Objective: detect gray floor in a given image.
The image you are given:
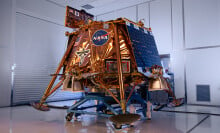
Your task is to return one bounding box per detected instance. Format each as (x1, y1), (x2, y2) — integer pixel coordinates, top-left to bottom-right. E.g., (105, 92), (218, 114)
(0, 104), (220, 133)
(161, 104), (220, 115)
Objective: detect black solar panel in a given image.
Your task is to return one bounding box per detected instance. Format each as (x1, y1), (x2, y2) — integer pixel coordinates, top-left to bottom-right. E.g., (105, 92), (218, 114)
(125, 21), (161, 68)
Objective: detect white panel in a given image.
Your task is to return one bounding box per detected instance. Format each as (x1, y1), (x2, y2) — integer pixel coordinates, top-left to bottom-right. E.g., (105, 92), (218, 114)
(184, 0), (220, 48)
(186, 48), (220, 105)
(150, 0), (172, 54)
(170, 0), (185, 99)
(172, 0), (184, 50)
(96, 11), (116, 21)
(0, 49), (11, 107)
(13, 13), (79, 105)
(16, 0), (66, 25)
(138, 3), (150, 27)
(0, 0), (13, 107)
(115, 6), (136, 22)
(0, 0), (12, 48)
(171, 50), (185, 98)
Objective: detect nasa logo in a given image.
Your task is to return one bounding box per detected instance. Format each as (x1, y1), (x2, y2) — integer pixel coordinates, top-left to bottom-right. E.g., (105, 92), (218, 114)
(92, 30), (109, 46)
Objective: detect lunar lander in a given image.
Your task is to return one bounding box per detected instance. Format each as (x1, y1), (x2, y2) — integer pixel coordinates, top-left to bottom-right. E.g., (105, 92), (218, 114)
(32, 6), (180, 128)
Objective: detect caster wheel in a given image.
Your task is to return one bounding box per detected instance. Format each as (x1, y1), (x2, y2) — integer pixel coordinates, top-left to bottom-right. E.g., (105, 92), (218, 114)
(113, 124), (122, 129)
(66, 113), (73, 121)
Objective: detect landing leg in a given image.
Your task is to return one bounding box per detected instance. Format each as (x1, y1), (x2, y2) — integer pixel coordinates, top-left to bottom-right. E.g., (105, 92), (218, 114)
(66, 112), (74, 121)
(146, 101), (152, 120)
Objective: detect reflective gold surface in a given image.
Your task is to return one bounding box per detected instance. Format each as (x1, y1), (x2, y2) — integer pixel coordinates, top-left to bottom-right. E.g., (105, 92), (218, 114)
(148, 76), (169, 91)
(62, 22), (142, 94)
(36, 19), (148, 112)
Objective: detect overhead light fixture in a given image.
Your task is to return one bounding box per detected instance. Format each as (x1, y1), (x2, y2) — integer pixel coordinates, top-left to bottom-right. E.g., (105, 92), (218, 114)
(81, 4), (94, 10)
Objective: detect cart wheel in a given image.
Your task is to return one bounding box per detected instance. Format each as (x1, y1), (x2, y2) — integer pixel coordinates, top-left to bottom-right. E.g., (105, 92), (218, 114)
(113, 123), (122, 129)
(66, 112), (73, 121)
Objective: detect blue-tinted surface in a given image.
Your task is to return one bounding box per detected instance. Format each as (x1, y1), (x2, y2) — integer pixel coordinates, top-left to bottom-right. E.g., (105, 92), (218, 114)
(126, 22), (161, 68)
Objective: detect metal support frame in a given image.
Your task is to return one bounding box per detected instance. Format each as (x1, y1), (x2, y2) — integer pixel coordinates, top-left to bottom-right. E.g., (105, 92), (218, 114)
(67, 94), (119, 118)
(113, 23), (126, 114)
(127, 93), (147, 117)
(37, 34), (78, 108)
(66, 92), (147, 119)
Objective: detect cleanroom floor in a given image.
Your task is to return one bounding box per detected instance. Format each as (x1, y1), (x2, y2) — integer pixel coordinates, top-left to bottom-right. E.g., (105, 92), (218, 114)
(0, 103), (220, 133)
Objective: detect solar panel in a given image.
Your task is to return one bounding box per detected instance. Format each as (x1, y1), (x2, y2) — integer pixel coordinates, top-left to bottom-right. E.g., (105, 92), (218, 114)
(125, 22), (161, 68)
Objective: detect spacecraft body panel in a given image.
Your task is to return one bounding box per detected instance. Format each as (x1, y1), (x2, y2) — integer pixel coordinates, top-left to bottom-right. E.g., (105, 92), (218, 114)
(62, 19), (163, 93)
(62, 21), (145, 92)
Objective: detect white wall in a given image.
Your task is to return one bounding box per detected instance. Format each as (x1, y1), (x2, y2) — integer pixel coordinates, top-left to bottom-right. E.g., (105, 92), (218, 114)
(115, 6), (137, 22)
(137, 3), (150, 27)
(13, 0), (77, 105)
(171, 0), (185, 99)
(172, 0), (184, 50)
(97, 6), (137, 22)
(150, 0), (172, 54)
(0, 0), (74, 106)
(97, 12), (116, 21)
(16, 0), (65, 25)
(0, 0), (13, 107)
(173, 0), (220, 105)
(184, 0), (220, 48)
(183, 0), (220, 105)
(186, 48), (220, 105)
